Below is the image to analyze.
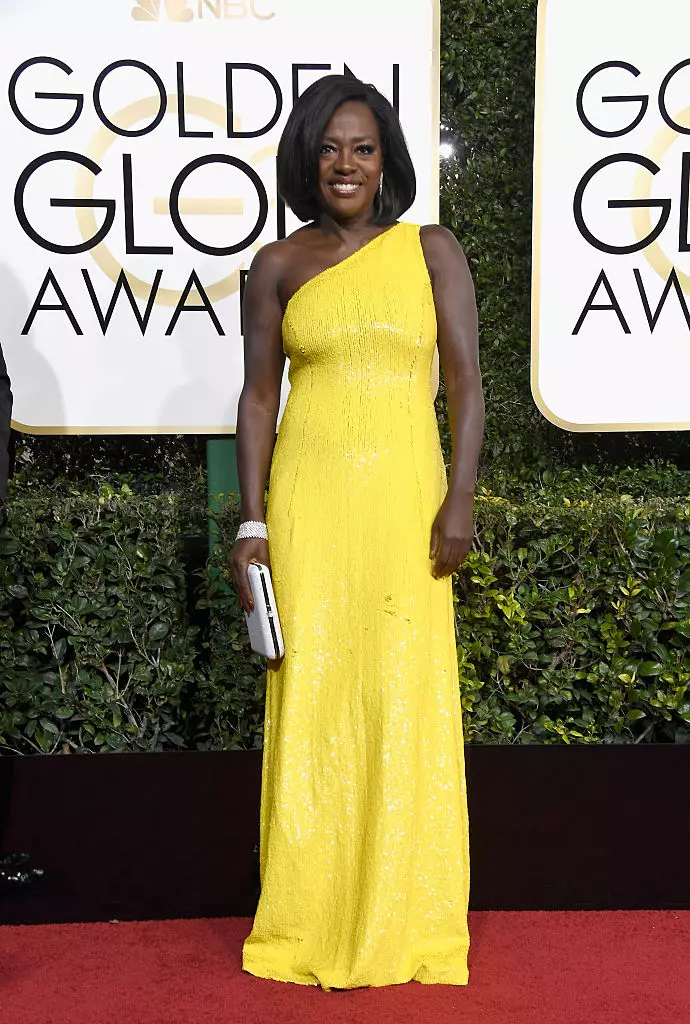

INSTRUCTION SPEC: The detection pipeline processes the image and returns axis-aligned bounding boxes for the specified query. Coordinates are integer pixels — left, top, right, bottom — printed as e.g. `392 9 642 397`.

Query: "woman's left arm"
420 224 485 578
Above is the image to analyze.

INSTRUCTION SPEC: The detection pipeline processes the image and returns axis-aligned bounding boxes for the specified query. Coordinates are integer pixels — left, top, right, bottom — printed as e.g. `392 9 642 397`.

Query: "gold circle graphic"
76 95 274 306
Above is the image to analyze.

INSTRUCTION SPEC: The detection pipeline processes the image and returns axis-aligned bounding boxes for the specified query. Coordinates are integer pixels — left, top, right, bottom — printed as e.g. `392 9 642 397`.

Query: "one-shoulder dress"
242 221 470 989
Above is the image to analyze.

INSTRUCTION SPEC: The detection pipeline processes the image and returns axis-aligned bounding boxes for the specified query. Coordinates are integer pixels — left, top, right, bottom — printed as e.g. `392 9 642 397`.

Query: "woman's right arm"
231 244 286 613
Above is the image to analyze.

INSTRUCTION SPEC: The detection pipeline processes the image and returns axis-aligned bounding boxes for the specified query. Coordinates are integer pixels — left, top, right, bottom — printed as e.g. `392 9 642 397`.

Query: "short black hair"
277 74 416 224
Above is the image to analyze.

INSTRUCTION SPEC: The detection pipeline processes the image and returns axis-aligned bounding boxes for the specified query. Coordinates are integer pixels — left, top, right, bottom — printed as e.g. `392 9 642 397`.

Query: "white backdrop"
533 0 690 430
0 0 440 433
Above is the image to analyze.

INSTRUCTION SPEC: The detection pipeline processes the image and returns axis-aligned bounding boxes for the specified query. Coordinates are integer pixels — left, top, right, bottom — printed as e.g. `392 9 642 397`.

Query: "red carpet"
1 911 687 1023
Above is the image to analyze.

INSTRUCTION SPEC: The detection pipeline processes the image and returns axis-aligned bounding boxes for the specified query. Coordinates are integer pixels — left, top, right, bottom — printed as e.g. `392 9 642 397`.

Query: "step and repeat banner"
0 0 440 433
533 0 690 430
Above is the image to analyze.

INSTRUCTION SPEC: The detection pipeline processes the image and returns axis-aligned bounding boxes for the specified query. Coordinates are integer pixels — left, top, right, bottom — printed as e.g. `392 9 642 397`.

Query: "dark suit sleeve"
0 344 13 501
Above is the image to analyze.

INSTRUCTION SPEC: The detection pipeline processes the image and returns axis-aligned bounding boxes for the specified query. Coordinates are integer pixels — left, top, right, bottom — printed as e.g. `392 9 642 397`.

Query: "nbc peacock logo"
131 0 194 21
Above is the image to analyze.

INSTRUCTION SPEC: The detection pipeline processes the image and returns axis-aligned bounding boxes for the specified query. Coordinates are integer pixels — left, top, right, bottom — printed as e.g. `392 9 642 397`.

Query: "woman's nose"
333 150 355 174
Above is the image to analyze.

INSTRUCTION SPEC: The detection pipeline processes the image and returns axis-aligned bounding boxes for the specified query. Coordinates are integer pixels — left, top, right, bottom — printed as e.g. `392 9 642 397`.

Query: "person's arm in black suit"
0 345 13 502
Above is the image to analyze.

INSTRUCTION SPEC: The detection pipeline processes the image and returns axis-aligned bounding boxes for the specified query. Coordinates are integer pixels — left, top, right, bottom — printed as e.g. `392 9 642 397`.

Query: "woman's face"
317 101 383 221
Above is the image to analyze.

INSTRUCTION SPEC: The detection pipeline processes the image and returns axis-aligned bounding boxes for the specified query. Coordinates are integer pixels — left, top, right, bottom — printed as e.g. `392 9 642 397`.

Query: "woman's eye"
319 144 335 154
357 145 375 154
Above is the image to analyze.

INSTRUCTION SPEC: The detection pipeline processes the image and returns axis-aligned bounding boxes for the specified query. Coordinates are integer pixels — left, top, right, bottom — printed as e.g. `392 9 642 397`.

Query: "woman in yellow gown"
231 75 484 990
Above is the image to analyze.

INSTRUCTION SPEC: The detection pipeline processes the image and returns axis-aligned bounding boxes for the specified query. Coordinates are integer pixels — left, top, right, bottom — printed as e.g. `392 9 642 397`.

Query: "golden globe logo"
131 0 275 20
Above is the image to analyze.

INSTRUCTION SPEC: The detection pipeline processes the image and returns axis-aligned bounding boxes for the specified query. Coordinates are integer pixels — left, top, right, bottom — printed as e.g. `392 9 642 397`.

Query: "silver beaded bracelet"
236 520 268 542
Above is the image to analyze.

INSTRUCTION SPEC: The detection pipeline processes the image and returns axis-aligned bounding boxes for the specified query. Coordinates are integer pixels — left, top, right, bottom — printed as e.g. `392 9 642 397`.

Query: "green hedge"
0 487 202 754
459 490 690 743
1 488 688 753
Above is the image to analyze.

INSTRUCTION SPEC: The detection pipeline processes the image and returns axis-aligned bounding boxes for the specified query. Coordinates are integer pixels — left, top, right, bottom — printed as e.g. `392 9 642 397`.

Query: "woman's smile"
329 181 362 197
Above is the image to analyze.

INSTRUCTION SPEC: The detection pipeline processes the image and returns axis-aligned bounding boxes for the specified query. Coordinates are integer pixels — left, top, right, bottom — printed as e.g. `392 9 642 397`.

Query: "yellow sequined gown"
242 221 470 989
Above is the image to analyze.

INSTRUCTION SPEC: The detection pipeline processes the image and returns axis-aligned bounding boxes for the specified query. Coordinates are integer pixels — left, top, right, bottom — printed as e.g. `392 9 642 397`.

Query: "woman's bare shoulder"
249 227 320 280
419 224 468 281
419 224 464 257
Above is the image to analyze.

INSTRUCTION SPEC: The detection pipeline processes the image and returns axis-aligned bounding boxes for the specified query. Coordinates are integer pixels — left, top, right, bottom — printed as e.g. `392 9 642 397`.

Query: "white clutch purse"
245 562 285 660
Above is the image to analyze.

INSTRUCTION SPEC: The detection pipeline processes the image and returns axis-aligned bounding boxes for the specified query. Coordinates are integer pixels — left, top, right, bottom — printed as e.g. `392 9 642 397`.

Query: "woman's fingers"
235 559 254 613
433 538 451 578
429 520 440 561
433 538 465 578
231 539 268 613
431 502 474 576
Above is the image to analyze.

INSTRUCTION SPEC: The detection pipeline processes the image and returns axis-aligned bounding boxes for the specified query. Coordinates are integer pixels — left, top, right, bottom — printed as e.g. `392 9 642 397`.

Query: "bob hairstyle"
277 75 416 225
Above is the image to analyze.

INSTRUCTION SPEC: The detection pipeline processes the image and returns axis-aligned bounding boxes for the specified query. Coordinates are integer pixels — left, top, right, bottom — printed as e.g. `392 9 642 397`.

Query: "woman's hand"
230 537 270 613
430 493 474 578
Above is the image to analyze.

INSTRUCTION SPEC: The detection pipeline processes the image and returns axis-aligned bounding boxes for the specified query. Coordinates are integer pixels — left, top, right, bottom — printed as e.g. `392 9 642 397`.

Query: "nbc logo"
132 0 275 19
132 0 193 20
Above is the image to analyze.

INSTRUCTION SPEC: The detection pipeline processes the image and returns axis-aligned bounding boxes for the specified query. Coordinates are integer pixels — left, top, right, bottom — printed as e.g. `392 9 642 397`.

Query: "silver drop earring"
378 172 383 196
